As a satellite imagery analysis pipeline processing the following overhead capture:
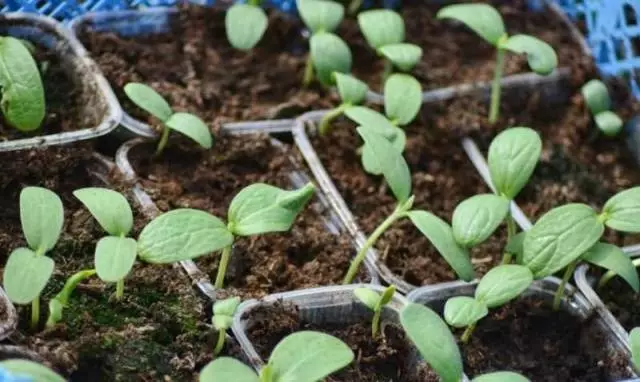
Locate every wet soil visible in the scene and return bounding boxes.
[243,302,437,382]
[597,277,640,332]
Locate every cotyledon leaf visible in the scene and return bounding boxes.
[451,194,509,248]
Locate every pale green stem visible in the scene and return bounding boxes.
[347,0,363,15]
[381,59,393,85]
[156,125,170,156]
[214,330,226,356]
[116,279,124,300]
[215,245,233,289]
[303,55,314,87]
[371,308,381,338]
[46,269,97,328]
[553,260,578,311]
[489,48,506,124]
[318,104,348,136]
[461,323,476,344]
[502,212,516,265]
[31,297,39,330]
[599,258,640,290]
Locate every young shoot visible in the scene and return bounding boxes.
[581,79,623,137]
[437,3,558,124]
[225,0,268,51]
[318,73,369,136]
[0,359,65,382]
[199,331,354,382]
[46,269,96,328]
[358,10,423,83]
[0,36,45,132]
[353,285,395,338]
[3,187,63,330]
[212,296,241,356]
[296,0,352,87]
[630,327,640,371]
[124,83,212,156]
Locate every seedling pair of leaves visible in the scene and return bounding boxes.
[225,0,268,51]
[124,83,212,156]
[199,331,353,382]
[212,297,241,355]
[581,79,624,137]
[353,285,395,338]
[437,3,558,124]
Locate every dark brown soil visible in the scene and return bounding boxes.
[243,302,437,382]
[596,277,640,332]
[127,131,368,299]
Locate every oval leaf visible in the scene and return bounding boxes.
[334,72,368,105]
[475,264,533,308]
[74,188,133,236]
[296,0,344,34]
[501,34,558,75]
[354,287,379,310]
[488,127,542,200]
[310,32,352,86]
[138,209,233,263]
[452,194,509,248]
[379,43,423,72]
[602,187,640,232]
[95,236,138,282]
[436,4,505,46]
[472,371,531,382]
[225,4,268,51]
[268,331,354,381]
[595,111,623,137]
[401,303,463,382]
[444,296,488,328]
[213,296,241,317]
[357,10,405,49]
[124,83,172,122]
[0,359,65,382]
[165,112,213,149]
[199,357,259,382]
[20,187,64,253]
[359,128,406,175]
[3,248,54,304]
[384,73,422,126]
[378,285,396,307]
[582,242,639,292]
[407,210,475,281]
[631,328,640,371]
[581,79,611,115]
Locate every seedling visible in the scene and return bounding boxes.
[630,327,640,371]
[472,372,530,382]
[318,73,369,135]
[437,3,558,124]
[212,297,241,356]
[296,0,352,87]
[124,83,212,155]
[3,187,63,330]
[225,0,268,51]
[353,285,395,338]
[0,36,45,132]
[581,79,623,137]
[0,359,65,382]
[46,269,96,328]
[199,331,354,382]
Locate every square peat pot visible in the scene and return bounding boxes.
[0,13,121,151]
[114,121,379,302]
[407,277,639,380]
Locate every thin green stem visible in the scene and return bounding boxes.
[381,59,393,85]
[461,323,476,344]
[501,252,513,265]
[318,104,348,136]
[116,279,124,300]
[599,258,640,290]
[156,125,170,156]
[501,212,517,264]
[303,55,314,87]
[347,0,363,15]
[214,330,226,356]
[372,308,381,338]
[489,48,506,124]
[553,260,578,311]
[215,245,233,289]
[31,297,39,330]
[46,269,96,328]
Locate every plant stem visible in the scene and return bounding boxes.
[501,252,513,265]
[156,125,170,156]
[489,48,506,124]
[347,0,363,15]
[31,297,39,330]
[303,55,314,87]
[214,330,226,356]
[553,260,578,311]
[318,104,347,136]
[371,308,381,338]
[501,212,516,264]
[215,245,233,289]
[46,269,97,328]
[248,0,260,6]
[461,323,476,344]
[381,59,393,85]
[116,279,124,300]
[599,258,640,290]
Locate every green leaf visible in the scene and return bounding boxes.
[296,0,344,33]
[357,10,405,49]
[384,73,422,126]
[452,194,509,248]
[523,204,603,278]
[345,106,395,131]
[165,112,213,149]
[472,371,531,382]
[594,111,623,137]
[356,126,411,203]
[124,83,172,122]
[407,210,475,281]
[310,32,352,85]
[436,4,505,46]
[488,127,542,200]
[20,187,64,253]
[630,328,640,371]
[213,315,233,331]
[3,248,54,304]
[501,35,558,75]
[228,183,314,236]
[74,188,133,236]
[602,187,640,232]
[138,209,233,263]
[334,72,368,105]
[214,296,241,317]
[354,287,379,310]
[0,359,65,382]
[475,264,533,308]
[225,4,268,51]
[400,303,463,382]
[378,285,395,307]
[0,37,45,132]
[506,232,526,264]
[199,357,259,382]
[581,79,611,115]
[582,242,639,292]
[268,331,354,381]
[444,296,488,328]
[379,43,423,72]
[94,236,137,283]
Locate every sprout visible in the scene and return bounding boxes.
[581,79,623,137]
[225,1,268,51]
[124,83,212,156]
[0,36,45,132]
[212,297,241,356]
[437,3,558,124]
[318,73,369,135]
[45,269,96,328]
[199,331,354,382]
[353,285,395,338]
[296,0,352,87]
[0,359,65,382]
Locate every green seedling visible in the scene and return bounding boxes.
[3,187,63,330]
[124,83,212,155]
[630,327,640,371]
[199,331,354,382]
[212,297,241,356]
[437,3,558,124]
[357,10,423,83]
[296,0,352,87]
[45,269,96,328]
[353,285,395,338]
[318,73,369,135]
[0,36,46,132]
[0,359,65,382]
[225,0,268,51]
[581,79,623,137]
